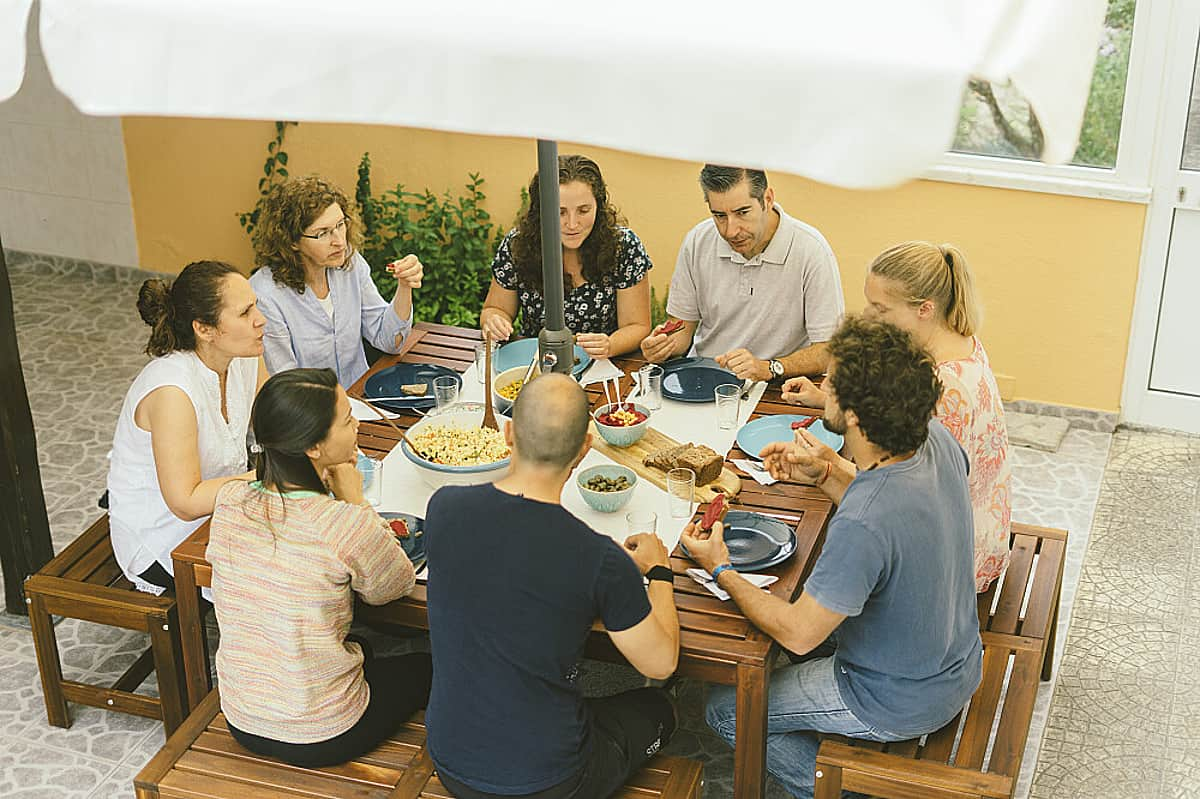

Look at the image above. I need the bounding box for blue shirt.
[804,420,983,737]
[250,252,412,387]
[424,484,651,794]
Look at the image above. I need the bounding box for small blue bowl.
[576,464,638,513]
[592,403,651,448]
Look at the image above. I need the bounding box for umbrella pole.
[535,139,574,375]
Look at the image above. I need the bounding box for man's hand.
[759,427,841,483]
[639,324,678,363]
[623,532,670,575]
[480,309,514,344]
[716,348,771,382]
[780,376,826,407]
[680,520,731,575]
[387,255,424,290]
[323,462,365,505]
[576,332,612,358]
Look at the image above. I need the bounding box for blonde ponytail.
[868,241,981,337]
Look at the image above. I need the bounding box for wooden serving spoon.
[482,335,500,431]
[350,393,432,460]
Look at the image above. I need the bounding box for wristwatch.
[768,359,785,379]
[646,565,674,584]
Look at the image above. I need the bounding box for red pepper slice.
[389,518,411,539]
[791,416,818,430]
[698,494,727,532]
[660,319,686,335]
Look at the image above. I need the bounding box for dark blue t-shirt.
[424,484,652,794]
[804,420,983,737]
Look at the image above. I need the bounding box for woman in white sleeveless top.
[107,260,269,593]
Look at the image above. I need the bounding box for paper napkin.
[579,357,624,386]
[731,458,778,485]
[686,567,778,601]
[350,397,400,421]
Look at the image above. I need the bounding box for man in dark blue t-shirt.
[684,317,983,799]
[424,373,681,799]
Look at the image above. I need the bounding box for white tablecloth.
[379,362,765,554]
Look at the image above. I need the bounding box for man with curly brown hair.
[682,316,982,799]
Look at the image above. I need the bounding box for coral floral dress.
[936,338,1012,592]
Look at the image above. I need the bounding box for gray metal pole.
[535,140,574,375]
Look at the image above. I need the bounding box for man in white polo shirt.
[640,166,844,381]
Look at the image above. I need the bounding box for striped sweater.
[208,481,415,743]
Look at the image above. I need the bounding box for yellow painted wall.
[122,118,1146,412]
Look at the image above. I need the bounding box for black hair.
[137,261,241,357]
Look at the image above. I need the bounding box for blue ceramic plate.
[660,357,739,403]
[379,512,426,572]
[363,364,461,412]
[682,510,797,572]
[493,338,592,377]
[735,414,844,459]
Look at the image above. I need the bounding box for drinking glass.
[666,467,696,520]
[356,455,383,507]
[433,376,459,410]
[715,383,741,430]
[626,510,658,536]
[638,364,664,411]
[474,340,496,383]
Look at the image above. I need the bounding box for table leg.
[173,559,210,712]
[734,662,769,799]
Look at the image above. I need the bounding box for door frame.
[1121,0,1200,434]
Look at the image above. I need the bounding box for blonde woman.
[782,242,1011,592]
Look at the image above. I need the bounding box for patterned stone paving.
[2,251,1193,797]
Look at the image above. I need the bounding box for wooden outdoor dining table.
[170,321,834,799]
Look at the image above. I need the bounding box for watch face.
[770,360,784,377]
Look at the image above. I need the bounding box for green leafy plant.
[237,121,297,235]
[650,285,668,328]
[356,154,503,328]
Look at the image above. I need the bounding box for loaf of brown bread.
[642,443,724,486]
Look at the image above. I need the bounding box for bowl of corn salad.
[399,404,513,488]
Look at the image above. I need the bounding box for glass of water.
[638,364,663,411]
[433,376,459,410]
[667,467,696,520]
[715,383,741,430]
[474,340,496,383]
[626,510,658,536]
[356,454,383,507]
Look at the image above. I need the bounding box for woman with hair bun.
[782,242,1012,592]
[250,175,423,387]
[106,260,268,594]
[208,368,431,766]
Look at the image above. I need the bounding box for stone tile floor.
[1,251,1195,797]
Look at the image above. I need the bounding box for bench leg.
[733,663,769,799]
[150,606,187,736]
[813,764,843,799]
[1041,593,1059,682]
[27,592,70,728]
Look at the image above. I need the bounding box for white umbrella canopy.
[1,0,1105,189]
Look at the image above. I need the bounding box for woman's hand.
[781,376,826,407]
[576,332,612,358]
[480,309,514,343]
[323,462,365,505]
[387,255,424,291]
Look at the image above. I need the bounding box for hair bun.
[136,279,173,327]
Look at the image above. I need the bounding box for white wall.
[0,5,137,266]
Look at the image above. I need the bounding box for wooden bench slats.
[159,770,390,799]
[988,535,1036,635]
[1019,538,1065,641]
[61,532,120,582]
[986,649,1043,779]
[174,750,389,799]
[916,710,962,764]
[190,732,414,787]
[816,741,1013,799]
[952,643,1011,770]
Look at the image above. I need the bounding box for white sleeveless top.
[107,351,258,588]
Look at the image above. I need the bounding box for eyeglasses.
[299,217,349,242]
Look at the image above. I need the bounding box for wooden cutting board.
[588,423,741,503]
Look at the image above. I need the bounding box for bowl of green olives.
[576,464,638,513]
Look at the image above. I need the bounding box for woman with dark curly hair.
[250,175,424,387]
[479,155,652,358]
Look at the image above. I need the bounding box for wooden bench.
[135,688,704,799]
[814,522,1068,799]
[24,515,188,735]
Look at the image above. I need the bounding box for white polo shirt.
[666,204,844,360]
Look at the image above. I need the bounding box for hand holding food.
[387,255,424,290]
[623,532,670,574]
[790,416,817,431]
[576,332,612,358]
[760,427,838,484]
[781,376,826,407]
[715,348,770,382]
[640,325,679,363]
[659,319,686,336]
[680,520,730,574]
[698,494,728,532]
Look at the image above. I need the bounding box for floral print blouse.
[492,227,652,338]
[936,337,1013,592]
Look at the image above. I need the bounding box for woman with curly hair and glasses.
[250,175,424,387]
[479,154,652,359]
